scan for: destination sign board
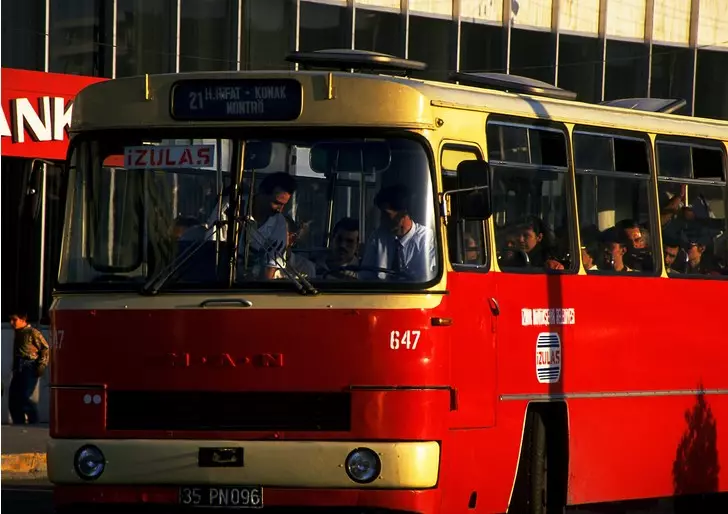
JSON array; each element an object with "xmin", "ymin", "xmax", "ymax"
[{"xmin": 171, "ymin": 79, "xmax": 302, "ymax": 121}]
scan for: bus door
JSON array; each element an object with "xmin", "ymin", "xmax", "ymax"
[{"xmin": 441, "ymin": 144, "xmax": 496, "ymax": 428}]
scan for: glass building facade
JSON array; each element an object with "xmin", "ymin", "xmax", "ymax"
[
  {"xmin": 2, "ymin": 0, "xmax": 728, "ymax": 322},
  {"xmin": 4, "ymin": 0, "xmax": 728, "ymax": 117}
]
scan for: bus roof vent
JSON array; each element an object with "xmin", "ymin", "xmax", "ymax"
[
  {"xmin": 449, "ymin": 71, "xmax": 578, "ymax": 101},
  {"xmin": 598, "ymin": 97, "xmax": 686, "ymax": 114},
  {"xmin": 285, "ymin": 49, "xmax": 427, "ymax": 74}
]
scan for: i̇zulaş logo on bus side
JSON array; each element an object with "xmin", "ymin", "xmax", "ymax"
[{"xmin": 535, "ymin": 332, "xmax": 561, "ymax": 384}]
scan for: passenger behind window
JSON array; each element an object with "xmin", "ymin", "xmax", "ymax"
[
  {"xmin": 663, "ymin": 238, "xmax": 683, "ymax": 275},
  {"xmin": 508, "ymin": 216, "xmax": 565, "ymax": 271},
  {"xmin": 359, "ymin": 184, "xmax": 437, "ymax": 282},
  {"xmin": 599, "ymin": 228, "xmax": 633, "ymax": 273},
  {"xmin": 580, "ymin": 225, "xmax": 600, "ymax": 271},
  {"xmin": 315, "ymin": 217, "xmax": 361, "ymax": 279},
  {"xmin": 462, "ymin": 232, "xmax": 482, "ymax": 265},
  {"xmin": 615, "ymin": 219, "xmax": 653, "ymax": 272},
  {"xmin": 273, "ymin": 215, "xmax": 316, "ymax": 280}
]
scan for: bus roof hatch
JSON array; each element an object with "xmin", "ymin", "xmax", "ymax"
[
  {"xmin": 286, "ymin": 49, "xmax": 427, "ymax": 74},
  {"xmin": 598, "ymin": 97, "xmax": 687, "ymax": 114},
  {"xmin": 449, "ymin": 71, "xmax": 578, "ymax": 101}
]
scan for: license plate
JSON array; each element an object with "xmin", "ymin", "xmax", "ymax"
[{"xmin": 179, "ymin": 486, "xmax": 263, "ymax": 509}]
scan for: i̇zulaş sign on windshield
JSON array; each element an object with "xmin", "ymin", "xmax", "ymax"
[{"xmin": 171, "ymin": 79, "xmax": 302, "ymax": 121}]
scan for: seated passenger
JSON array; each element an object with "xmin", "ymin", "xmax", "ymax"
[
  {"xmin": 513, "ymin": 216, "xmax": 564, "ymax": 270},
  {"xmin": 273, "ymin": 215, "xmax": 316, "ymax": 279},
  {"xmin": 663, "ymin": 239, "xmax": 682, "ymax": 274},
  {"xmin": 684, "ymin": 240, "xmax": 709, "ymax": 275},
  {"xmin": 462, "ymin": 232, "xmax": 482, "ymax": 265},
  {"xmin": 316, "ymin": 217, "xmax": 360, "ymax": 279},
  {"xmin": 615, "ymin": 219, "xmax": 652, "ymax": 271},
  {"xmin": 359, "ymin": 184, "xmax": 436, "ymax": 281},
  {"xmin": 600, "ymin": 228, "xmax": 632, "ymax": 272},
  {"xmin": 580, "ymin": 225, "xmax": 600, "ymax": 271}
]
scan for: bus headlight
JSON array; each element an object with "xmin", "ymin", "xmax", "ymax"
[
  {"xmin": 74, "ymin": 445, "xmax": 105, "ymax": 480},
  {"xmin": 345, "ymin": 448, "xmax": 381, "ymax": 484}
]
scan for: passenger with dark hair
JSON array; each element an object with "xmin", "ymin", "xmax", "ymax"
[
  {"xmin": 600, "ymin": 228, "xmax": 633, "ymax": 272},
  {"xmin": 663, "ymin": 237, "xmax": 682, "ymax": 274},
  {"xmin": 359, "ymin": 184, "xmax": 436, "ymax": 281},
  {"xmin": 206, "ymin": 172, "xmax": 298, "ymax": 279},
  {"xmin": 316, "ymin": 217, "xmax": 361, "ymax": 279},
  {"xmin": 513, "ymin": 216, "xmax": 564, "ymax": 270},
  {"xmin": 8, "ymin": 311, "xmax": 49, "ymax": 425}
]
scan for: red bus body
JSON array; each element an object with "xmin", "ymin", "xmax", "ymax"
[{"xmin": 51, "ymin": 270, "xmax": 728, "ymax": 512}]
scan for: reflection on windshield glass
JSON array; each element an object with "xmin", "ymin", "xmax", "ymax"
[{"xmin": 59, "ymin": 136, "xmax": 439, "ymax": 289}]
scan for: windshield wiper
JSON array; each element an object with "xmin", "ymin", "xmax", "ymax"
[
  {"xmin": 237, "ymin": 215, "xmax": 319, "ymax": 296},
  {"xmin": 140, "ymin": 221, "xmax": 226, "ymax": 296}
]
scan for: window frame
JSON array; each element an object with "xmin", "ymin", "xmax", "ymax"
[
  {"xmin": 654, "ymin": 135, "xmax": 728, "ymax": 280},
  {"xmin": 485, "ymin": 116, "xmax": 577, "ymax": 274},
  {"xmin": 572, "ymin": 126, "xmax": 660, "ymax": 277},
  {"xmin": 439, "ymin": 142, "xmax": 490, "ymax": 273}
]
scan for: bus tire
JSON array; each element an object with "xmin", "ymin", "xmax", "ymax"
[{"xmin": 510, "ymin": 408, "xmax": 566, "ymax": 514}]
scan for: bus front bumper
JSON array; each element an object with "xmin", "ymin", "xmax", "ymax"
[{"xmin": 48, "ymin": 438, "xmax": 440, "ymax": 489}]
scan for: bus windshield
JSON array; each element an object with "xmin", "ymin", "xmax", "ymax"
[{"xmin": 59, "ymin": 134, "xmax": 440, "ymax": 291}]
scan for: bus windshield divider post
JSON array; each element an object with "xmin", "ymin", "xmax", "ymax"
[{"xmin": 228, "ymin": 141, "xmax": 247, "ymax": 286}]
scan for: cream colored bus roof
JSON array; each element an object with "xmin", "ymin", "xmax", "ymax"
[{"xmin": 71, "ymin": 70, "xmax": 728, "ymax": 141}]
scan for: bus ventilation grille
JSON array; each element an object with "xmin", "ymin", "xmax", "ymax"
[{"xmin": 106, "ymin": 391, "xmax": 351, "ymax": 431}]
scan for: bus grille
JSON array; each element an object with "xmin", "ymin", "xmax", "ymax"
[{"xmin": 106, "ymin": 391, "xmax": 351, "ymax": 431}]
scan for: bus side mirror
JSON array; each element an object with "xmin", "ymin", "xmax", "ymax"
[{"xmin": 453, "ymin": 160, "xmax": 492, "ymax": 220}]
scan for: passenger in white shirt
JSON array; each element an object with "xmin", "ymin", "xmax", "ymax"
[
  {"xmin": 359, "ymin": 184, "xmax": 436, "ymax": 282},
  {"xmin": 206, "ymin": 172, "xmax": 297, "ymax": 279}
]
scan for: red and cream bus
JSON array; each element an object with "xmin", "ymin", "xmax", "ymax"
[{"xmin": 48, "ymin": 50, "xmax": 728, "ymax": 513}]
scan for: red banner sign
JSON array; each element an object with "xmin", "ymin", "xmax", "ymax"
[{"xmin": 1, "ymin": 68, "xmax": 106, "ymax": 160}]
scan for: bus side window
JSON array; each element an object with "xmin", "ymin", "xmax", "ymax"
[
  {"xmin": 656, "ymin": 140, "xmax": 727, "ymax": 278},
  {"xmin": 441, "ymin": 145, "xmax": 487, "ymax": 267},
  {"xmin": 574, "ymin": 130, "xmax": 657, "ymax": 275},
  {"xmin": 487, "ymin": 120, "xmax": 573, "ymax": 272}
]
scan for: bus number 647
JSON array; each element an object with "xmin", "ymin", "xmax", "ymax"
[{"xmin": 389, "ymin": 330, "xmax": 421, "ymax": 350}]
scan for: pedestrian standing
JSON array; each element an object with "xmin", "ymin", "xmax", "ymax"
[{"xmin": 8, "ymin": 311, "xmax": 49, "ymax": 425}]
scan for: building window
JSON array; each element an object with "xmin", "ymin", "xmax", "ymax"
[
  {"xmin": 2, "ymin": 0, "xmax": 46, "ymax": 71},
  {"xmin": 299, "ymin": 1, "xmax": 348, "ymax": 53},
  {"xmin": 650, "ymin": 45, "xmax": 693, "ymax": 115},
  {"xmin": 460, "ymin": 22, "xmax": 504, "ymax": 73},
  {"xmin": 116, "ymin": 0, "xmax": 176, "ymax": 77},
  {"xmin": 180, "ymin": 0, "xmax": 238, "ymax": 71},
  {"xmin": 355, "ymin": 8, "xmax": 402, "ymax": 57},
  {"xmin": 509, "ymin": 28, "xmax": 555, "ymax": 85},
  {"xmin": 242, "ymin": 0, "xmax": 295, "ymax": 70},
  {"xmin": 694, "ymin": 50, "xmax": 728, "ymax": 121},
  {"xmin": 558, "ymin": 34, "xmax": 602, "ymax": 103},
  {"xmin": 49, "ymin": 0, "xmax": 114, "ymax": 77},
  {"xmin": 408, "ymin": 15, "xmax": 451, "ymax": 81},
  {"xmin": 604, "ymin": 40, "xmax": 649, "ymax": 100}
]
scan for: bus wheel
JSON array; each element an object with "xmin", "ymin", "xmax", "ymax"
[{"xmin": 510, "ymin": 409, "xmax": 555, "ymax": 514}]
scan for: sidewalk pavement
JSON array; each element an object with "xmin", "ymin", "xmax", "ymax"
[{"xmin": 1, "ymin": 424, "xmax": 49, "ymax": 478}]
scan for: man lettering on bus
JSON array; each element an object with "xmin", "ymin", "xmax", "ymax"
[
  {"xmin": 8, "ymin": 311, "xmax": 49, "ymax": 425},
  {"xmin": 359, "ymin": 184, "xmax": 436, "ymax": 281}
]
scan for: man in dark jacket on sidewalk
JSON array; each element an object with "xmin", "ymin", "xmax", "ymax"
[{"xmin": 8, "ymin": 311, "xmax": 49, "ymax": 425}]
